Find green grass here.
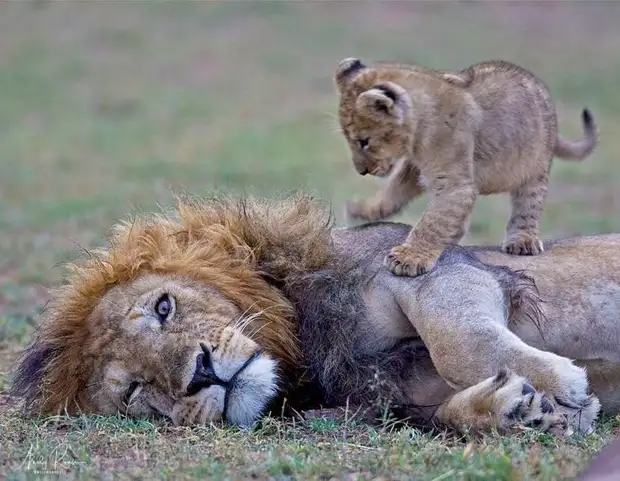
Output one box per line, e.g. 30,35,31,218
1,2,620,479
1,408,618,481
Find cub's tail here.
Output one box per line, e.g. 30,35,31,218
554,108,599,161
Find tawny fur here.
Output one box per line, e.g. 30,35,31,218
10,194,620,437
335,57,599,277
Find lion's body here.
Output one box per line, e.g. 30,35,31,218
335,58,599,277
330,223,620,417
12,195,619,435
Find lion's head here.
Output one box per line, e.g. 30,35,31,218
11,193,334,427
334,57,414,177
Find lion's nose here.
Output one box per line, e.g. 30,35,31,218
185,343,228,396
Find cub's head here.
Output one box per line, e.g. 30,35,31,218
10,196,319,428
335,58,414,177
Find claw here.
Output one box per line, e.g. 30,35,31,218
521,383,536,396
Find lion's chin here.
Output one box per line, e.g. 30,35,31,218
225,356,279,428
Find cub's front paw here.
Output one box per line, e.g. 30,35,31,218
345,199,390,225
345,199,375,223
502,233,544,256
384,243,440,277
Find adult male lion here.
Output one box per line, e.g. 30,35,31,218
11,193,620,436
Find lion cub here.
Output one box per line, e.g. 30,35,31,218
335,58,598,277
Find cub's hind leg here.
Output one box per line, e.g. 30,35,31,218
502,170,550,256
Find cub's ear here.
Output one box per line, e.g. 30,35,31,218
334,57,367,93
356,82,411,124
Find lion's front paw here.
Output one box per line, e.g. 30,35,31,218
492,369,569,436
502,233,544,256
527,353,600,434
384,243,440,277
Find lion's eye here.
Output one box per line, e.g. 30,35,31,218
155,294,173,322
358,137,370,150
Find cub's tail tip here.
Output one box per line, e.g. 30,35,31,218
555,107,598,161
582,108,594,129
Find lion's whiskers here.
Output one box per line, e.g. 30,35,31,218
236,310,264,335
244,319,274,343
234,302,288,339
231,301,261,330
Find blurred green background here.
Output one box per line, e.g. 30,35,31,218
1,2,619,316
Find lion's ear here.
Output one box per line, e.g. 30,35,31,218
334,57,367,93
356,82,411,124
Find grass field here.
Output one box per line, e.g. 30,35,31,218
1,2,620,479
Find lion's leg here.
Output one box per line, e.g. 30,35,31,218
433,369,570,436
397,350,567,435
502,170,549,256
346,159,425,224
390,264,600,433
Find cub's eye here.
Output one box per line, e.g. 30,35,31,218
123,381,140,406
358,137,370,150
155,294,174,322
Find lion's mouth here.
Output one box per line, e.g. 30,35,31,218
222,350,262,423
183,343,275,427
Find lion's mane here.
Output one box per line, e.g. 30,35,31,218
12,192,335,415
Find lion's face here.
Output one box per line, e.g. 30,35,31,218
11,196,323,430
335,58,414,178
84,274,279,428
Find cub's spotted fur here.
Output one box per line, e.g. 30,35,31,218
336,58,598,277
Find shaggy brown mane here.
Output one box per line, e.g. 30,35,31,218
12,192,335,416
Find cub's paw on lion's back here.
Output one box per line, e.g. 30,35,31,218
502,233,544,256
384,243,440,277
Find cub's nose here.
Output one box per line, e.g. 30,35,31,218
356,166,368,176
185,343,228,396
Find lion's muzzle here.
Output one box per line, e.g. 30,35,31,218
185,342,229,396
178,342,270,426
